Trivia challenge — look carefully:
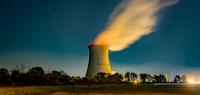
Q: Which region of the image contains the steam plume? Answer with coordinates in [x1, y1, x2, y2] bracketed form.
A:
[94, 0, 178, 51]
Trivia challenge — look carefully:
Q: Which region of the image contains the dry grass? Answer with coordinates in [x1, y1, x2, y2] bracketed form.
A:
[0, 86, 64, 95]
[0, 84, 200, 95]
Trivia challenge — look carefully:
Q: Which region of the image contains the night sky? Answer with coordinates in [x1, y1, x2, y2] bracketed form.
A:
[0, 0, 200, 76]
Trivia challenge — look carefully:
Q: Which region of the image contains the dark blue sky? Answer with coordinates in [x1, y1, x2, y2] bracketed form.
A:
[0, 0, 200, 76]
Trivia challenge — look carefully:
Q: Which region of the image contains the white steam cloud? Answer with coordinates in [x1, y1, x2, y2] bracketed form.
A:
[94, 0, 178, 51]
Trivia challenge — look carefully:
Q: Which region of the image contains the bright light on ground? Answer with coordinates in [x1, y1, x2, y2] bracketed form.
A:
[188, 79, 196, 84]
[134, 80, 138, 84]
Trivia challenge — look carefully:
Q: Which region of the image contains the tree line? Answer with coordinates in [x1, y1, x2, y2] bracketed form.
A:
[0, 66, 70, 86]
[93, 72, 187, 84]
[0, 65, 187, 86]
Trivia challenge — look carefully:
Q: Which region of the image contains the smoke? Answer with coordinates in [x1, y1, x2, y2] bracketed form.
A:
[94, 0, 178, 51]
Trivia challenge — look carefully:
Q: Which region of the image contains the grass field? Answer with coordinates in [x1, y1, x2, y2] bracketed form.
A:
[0, 84, 200, 95]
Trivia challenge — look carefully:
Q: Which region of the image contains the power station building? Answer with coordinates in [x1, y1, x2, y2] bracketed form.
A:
[86, 45, 112, 78]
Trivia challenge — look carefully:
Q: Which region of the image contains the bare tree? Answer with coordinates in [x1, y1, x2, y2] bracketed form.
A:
[15, 64, 27, 73]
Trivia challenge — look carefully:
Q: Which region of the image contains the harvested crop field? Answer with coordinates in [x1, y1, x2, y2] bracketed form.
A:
[0, 84, 200, 95]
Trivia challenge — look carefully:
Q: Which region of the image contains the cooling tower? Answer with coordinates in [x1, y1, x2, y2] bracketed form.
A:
[86, 45, 112, 78]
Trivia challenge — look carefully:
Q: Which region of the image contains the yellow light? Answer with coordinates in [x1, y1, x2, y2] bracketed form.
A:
[134, 80, 138, 84]
[111, 71, 116, 74]
[188, 79, 196, 84]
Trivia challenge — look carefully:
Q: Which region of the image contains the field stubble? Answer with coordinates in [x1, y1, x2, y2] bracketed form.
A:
[0, 84, 200, 95]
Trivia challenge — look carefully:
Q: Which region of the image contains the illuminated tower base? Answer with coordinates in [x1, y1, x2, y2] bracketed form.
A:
[86, 45, 112, 78]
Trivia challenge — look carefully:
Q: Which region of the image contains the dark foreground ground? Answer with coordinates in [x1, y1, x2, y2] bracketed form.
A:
[0, 84, 200, 95]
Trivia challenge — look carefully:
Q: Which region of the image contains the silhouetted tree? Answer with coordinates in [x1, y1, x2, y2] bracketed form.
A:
[159, 74, 167, 83]
[147, 74, 153, 83]
[130, 72, 138, 83]
[107, 73, 123, 83]
[70, 76, 81, 84]
[52, 70, 62, 84]
[44, 70, 70, 85]
[60, 71, 71, 84]
[139, 73, 152, 83]
[153, 75, 159, 83]
[44, 71, 61, 85]
[81, 77, 89, 83]
[95, 72, 110, 82]
[27, 66, 45, 85]
[15, 64, 27, 73]
[0, 68, 10, 85]
[140, 74, 148, 83]
[1, 65, 190, 85]
[0, 66, 73, 86]
[181, 75, 187, 83]
[153, 74, 167, 83]
[125, 72, 138, 83]
[10, 69, 22, 85]
[10, 64, 29, 85]
[174, 75, 181, 83]
[125, 72, 131, 82]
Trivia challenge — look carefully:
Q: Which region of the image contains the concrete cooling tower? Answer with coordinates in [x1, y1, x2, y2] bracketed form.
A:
[86, 45, 112, 78]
